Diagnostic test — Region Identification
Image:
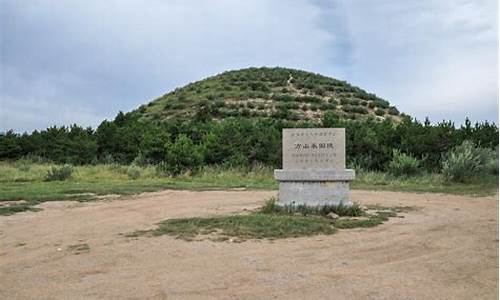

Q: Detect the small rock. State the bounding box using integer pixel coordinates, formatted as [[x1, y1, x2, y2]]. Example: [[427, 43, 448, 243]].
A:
[[327, 212, 339, 220]]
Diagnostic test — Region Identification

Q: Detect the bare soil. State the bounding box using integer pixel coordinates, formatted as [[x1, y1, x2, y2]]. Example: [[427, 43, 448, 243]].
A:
[[1, 190, 498, 299]]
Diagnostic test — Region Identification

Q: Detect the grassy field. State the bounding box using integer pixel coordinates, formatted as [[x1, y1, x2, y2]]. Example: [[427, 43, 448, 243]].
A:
[[0, 161, 497, 215]]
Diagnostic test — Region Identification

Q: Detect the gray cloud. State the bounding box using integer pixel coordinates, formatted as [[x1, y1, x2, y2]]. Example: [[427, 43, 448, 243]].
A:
[[1, 0, 498, 132]]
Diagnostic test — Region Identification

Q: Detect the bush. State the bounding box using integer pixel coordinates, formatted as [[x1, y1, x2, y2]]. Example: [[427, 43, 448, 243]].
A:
[[45, 164, 73, 181], [480, 147, 499, 175], [442, 140, 496, 182], [343, 105, 368, 114], [328, 98, 338, 105], [388, 106, 399, 115], [223, 153, 250, 169], [388, 149, 421, 177], [126, 166, 141, 180], [272, 94, 295, 102], [132, 152, 148, 166], [299, 96, 322, 103], [164, 134, 203, 175], [441, 141, 476, 182]]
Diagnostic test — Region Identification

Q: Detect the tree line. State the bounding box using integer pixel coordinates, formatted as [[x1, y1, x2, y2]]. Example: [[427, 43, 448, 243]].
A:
[[0, 111, 497, 174]]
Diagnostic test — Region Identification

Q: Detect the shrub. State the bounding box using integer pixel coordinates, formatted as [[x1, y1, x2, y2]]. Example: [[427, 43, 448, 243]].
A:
[[388, 106, 399, 115], [299, 96, 322, 103], [350, 99, 360, 106], [132, 152, 148, 166], [155, 161, 170, 176], [272, 94, 295, 102], [388, 149, 421, 177], [240, 108, 251, 117], [45, 165, 73, 181], [170, 102, 186, 110], [374, 109, 384, 116], [442, 140, 496, 182], [480, 147, 499, 175], [164, 134, 203, 175], [223, 153, 250, 169], [343, 105, 368, 114], [310, 104, 319, 111], [320, 103, 335, 110], [328, 98, 338, 105], [126, 166, 141, 180], [16, 162, 31, 172], [313, 86, 325, 96]]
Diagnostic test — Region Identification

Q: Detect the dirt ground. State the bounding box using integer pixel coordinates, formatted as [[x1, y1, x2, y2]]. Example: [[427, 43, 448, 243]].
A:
[[1, 190, 498, 299]]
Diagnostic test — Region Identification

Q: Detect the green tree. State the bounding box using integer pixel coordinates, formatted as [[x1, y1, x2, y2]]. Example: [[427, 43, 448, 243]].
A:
[[164, 134, 203, 175]]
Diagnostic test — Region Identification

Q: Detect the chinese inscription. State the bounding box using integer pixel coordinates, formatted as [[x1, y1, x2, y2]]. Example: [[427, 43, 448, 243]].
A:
[[282, 128, 345, 170]]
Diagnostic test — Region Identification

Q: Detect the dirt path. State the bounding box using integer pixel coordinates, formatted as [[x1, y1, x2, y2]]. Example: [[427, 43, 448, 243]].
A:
[[0, 190, 498, 299]]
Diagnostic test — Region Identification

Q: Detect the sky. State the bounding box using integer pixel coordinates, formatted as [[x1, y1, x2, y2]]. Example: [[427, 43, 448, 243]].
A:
[[1, 0, 498, 133]]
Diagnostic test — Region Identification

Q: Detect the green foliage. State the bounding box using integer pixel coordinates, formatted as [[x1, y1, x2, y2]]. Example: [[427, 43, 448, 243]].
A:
[[441, 140, 497, 182], [45, 164, 73, 181], [1, 67, 499, 178], [342, 105, 368, 114], [164, 134, 203, 175], [388, 149, 421, 177], [151, 213, 336, 240], [259, 198, 363, 217], [141, 198, 407, 240], [126, 166, 142, 180], [388, 106, 399, 115]]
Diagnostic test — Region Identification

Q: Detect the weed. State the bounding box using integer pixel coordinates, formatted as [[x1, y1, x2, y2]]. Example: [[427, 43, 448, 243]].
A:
[[45, 165, 73, 181]]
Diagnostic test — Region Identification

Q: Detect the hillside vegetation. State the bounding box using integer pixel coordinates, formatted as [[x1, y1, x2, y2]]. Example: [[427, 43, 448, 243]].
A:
[[0, 67, 497, 188], [136, 67, 402, 123]]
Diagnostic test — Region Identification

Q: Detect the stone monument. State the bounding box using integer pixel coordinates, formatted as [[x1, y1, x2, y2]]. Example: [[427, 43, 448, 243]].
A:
[[274, 128, 355, 206]]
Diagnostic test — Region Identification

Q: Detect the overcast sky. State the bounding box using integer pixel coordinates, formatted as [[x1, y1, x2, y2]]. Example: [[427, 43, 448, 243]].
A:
[[1, 0, 498, 133]]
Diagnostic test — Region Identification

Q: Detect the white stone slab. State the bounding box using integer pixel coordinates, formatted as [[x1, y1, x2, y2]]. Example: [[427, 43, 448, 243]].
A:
[[282, 128, 345, 170], [277, 181, 352, 206]]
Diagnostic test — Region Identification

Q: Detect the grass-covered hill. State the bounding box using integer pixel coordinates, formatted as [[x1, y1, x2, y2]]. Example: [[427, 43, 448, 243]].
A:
[[135, 67, 402, 123]]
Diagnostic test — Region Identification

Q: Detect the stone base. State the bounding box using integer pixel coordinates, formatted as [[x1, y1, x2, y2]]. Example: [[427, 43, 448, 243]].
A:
[[274, 169, 355, 207]]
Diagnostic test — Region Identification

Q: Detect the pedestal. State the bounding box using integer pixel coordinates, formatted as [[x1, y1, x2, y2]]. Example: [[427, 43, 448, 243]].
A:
[[274, 169, 355, 206]]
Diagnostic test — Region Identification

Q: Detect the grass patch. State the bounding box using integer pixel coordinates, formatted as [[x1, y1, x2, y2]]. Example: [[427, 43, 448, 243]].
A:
[[0, 202, 41, 216], [353, 171, 498, 196], [0, 162, 276, 215], [152, 214, 336, 240], [334, 216, 386, 229], [134, 199, 410, 241], [67, 243, 90, 254], [259, 198, 363, 216]]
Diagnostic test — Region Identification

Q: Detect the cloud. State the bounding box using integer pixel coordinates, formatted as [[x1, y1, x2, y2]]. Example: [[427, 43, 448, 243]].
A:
[[1, 0, 498, 132], [333, 0, 498, 124], [1, 0, 337, 132]]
